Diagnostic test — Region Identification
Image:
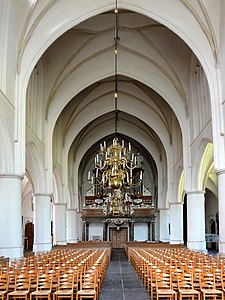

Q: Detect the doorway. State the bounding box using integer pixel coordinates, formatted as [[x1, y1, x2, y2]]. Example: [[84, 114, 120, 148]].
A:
[[25, 222, 34, 251], [110, 227, 128, 248]]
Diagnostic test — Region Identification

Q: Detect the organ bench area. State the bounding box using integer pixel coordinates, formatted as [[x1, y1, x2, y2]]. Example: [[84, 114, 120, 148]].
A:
[[82, 193, 155, 248]]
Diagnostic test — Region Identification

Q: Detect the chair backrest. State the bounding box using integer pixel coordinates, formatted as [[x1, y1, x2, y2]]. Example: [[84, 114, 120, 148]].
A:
[[0, 274, 8, 291], [14, 274, 30, 291], [177, 273, 194, 290], [36, 273, 52, 291], [221, 272, 225, 290], [156, 272, 172, 290], [57, 273, 74, 290], [200, 272, 216, 290], [79, 269, 97, 290]]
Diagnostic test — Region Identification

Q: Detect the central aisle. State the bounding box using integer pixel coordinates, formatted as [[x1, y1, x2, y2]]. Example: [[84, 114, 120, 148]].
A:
[[99, 249, 149, 300]]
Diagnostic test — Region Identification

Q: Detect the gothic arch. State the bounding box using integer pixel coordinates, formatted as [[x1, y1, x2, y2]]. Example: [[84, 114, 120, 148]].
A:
[[52, 168, 63, 204], [0, 93, 13, 174], [26, 143, 46, 192], [191, 139, 213, 191]]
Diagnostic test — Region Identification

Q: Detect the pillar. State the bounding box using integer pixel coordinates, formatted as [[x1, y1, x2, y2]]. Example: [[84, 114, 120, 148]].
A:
[[152, 220, 155, 241], [76, 211, 83, 241], [169, 202, 183, 244], [85, 222, 89, 241], [103, 222, 108, 241], [53, 203, 67, 245], [186, 191, 206, 251], [82, 222, 86, 241], [217, 170, 225, 254], [148, 222, 151, 241], [33, 193, 52, 252], [66, 209, 78, 243], [154, 211, 159, 241], [159, 208, 170, 242], [129, 222, 134, 241], [0, 175, 23, 258]]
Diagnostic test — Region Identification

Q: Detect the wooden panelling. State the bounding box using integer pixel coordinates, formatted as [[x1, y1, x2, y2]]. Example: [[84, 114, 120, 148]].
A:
[[82, 209, 104, 217], [133, 208, 154, 217]]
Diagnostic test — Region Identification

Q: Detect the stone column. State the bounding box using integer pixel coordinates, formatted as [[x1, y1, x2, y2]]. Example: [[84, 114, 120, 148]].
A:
[[152, 220, 155, 241], [33, 193, 52, 252], [217, 170, 225, 254], [148, 222, 151, 241], [186, 191, 206, 251], [159, 208, 170, 242], [66, 209, 78, 243], [129, 222, 134, 241], [0, 175, 23, 258], [169, 202, 183, 244], [53, 203, 67, 245], [103, 222, 108, 241], [82, 222, 86, 241], [154, 211, 159, 241], [85, 222, 89, 241]]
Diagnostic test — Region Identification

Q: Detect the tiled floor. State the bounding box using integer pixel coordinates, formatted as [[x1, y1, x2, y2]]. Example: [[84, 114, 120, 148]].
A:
[[99, 249, 149, 300]]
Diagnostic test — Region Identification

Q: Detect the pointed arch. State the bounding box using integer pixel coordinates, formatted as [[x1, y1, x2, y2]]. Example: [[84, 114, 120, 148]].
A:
[[52, 168, 62, 204], [192, 139, 212, 190], [178, 170, 185, 203], [0, 92, 14, 174], [26, 142, 46, 192], [198, 142, 217, 196]]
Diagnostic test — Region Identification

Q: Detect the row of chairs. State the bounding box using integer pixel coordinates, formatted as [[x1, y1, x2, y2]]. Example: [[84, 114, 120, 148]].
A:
[[0, 248, 110, 300], [129, 247, 225, 300]]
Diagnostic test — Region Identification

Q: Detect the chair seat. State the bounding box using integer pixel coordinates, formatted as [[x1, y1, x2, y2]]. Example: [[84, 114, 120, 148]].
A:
[[201, 288, 223, 294], [77, 289, 96, 295], [179, 289, 199, 294], [31, 290, 51, 295], [54, 290, 73, 295], [8, 290, 29, 296], [156, 288, 176, 294]]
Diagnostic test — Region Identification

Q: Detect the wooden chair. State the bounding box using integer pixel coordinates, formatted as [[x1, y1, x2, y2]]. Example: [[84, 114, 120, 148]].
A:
[[53, 273, 74, 300], [0, 274, 8, 300], [148, 267, 163, 300], [7, 270, 20, 292], [177, 272, 200, 300], [7, 274, 30, 300], [200, 271, 223, 300], [27, 270, 37, 292], [155, 272, 177, 300], [65, 268, 79, 295], [76, 269, 97, 300], [30, 273, 52, 300], [192, 268, 202, 292], [45, 270, 58, 293], [221, 271, 225, 298]]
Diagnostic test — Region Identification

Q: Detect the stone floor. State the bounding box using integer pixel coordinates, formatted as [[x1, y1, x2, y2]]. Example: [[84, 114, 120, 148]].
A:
[[99, 249, 149, 300]]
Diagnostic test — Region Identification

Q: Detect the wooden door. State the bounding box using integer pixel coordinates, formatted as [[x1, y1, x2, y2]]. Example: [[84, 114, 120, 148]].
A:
[[25, 222, 34, 251], [110, 228, 127, 248]]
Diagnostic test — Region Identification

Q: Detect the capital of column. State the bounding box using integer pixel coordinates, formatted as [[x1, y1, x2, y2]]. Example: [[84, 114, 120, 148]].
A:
[[159, 208, 169, 211], [185, 191, 205, 195], [53, 203, 67, 207], [169, 202, 183, 206], [0, 174, 23, 180], [66, 208, 77, 212], [216, 169, 225, 176], [32, 193, 52, 197]]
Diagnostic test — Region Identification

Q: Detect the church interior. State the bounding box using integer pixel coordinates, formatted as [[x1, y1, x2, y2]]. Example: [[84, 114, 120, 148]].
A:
[[1, 0, 225, 298]]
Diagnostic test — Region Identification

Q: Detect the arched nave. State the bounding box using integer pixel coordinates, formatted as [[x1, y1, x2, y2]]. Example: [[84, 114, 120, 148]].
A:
[[0, 0, 225, 258]]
